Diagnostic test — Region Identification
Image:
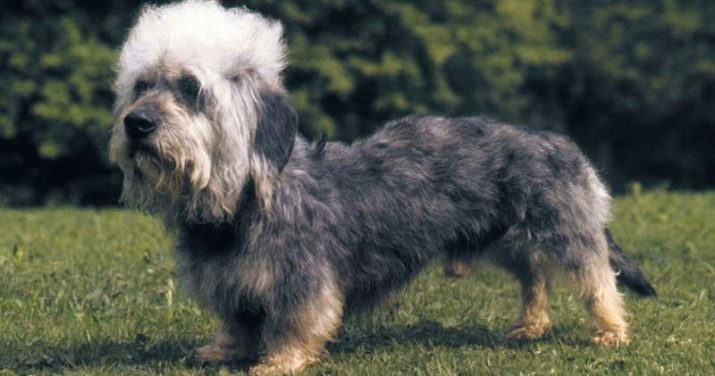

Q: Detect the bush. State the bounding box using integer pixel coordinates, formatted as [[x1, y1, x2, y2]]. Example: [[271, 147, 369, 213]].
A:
[[1, 0, 713, 205]]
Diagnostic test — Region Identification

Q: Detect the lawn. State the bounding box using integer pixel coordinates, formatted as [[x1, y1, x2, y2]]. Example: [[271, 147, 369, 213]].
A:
[[1, 190, 713, 375]]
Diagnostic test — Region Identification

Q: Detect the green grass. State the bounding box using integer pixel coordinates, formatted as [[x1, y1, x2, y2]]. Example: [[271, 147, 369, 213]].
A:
[[1, 190, 714, 375]]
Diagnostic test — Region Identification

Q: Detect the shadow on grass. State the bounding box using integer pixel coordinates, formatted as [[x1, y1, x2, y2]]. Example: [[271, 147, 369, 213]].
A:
[[1, 336, 207, 373], [329, 320, 584, 356], [3, 322, 585, 373]]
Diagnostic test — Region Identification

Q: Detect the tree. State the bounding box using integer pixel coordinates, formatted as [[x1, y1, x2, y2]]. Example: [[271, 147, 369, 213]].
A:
[[556, 0, 715, 187], [244, 0, 568, 139], [0, 13, 116, 204], [0, 0, 713, 205]]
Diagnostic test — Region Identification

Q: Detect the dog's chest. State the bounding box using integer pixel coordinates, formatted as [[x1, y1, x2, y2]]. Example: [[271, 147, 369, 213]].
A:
[[178, 221, 239, 256], [174, 222, 271, 315]]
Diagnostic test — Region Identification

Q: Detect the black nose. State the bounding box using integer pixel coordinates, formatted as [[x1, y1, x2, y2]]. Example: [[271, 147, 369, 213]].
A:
[[124, 108, 159, 139]]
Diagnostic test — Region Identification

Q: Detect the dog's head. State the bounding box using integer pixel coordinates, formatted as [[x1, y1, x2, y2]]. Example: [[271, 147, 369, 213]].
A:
[[109, 0, 297, 223]]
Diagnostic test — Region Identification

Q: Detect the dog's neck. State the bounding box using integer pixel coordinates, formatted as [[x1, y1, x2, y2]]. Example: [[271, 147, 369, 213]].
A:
[[172, 137, 320, 241], [175, 177, 258, 257]]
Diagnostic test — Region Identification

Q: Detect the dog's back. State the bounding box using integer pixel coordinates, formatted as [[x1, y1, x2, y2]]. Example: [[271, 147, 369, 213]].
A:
[[304, 115, 651, 347], [304, 116, 603, 307]]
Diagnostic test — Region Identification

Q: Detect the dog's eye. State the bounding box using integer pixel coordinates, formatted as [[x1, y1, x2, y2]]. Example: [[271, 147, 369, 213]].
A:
[[134, 80, 151, 97], [177, 75, 200, 102]]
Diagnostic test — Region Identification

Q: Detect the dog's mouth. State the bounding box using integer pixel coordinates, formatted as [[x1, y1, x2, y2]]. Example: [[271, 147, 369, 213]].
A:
[[127, 142, 164, 179], [129, 141, 159, 160]]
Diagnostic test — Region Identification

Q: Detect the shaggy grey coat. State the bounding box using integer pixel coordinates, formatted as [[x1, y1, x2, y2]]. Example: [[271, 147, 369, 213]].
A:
[[109, 3, 654, 373], [175, 113, 655, 350]]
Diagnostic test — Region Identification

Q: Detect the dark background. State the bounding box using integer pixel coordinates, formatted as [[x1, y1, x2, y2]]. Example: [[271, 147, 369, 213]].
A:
[[1, 0, 713, 206]]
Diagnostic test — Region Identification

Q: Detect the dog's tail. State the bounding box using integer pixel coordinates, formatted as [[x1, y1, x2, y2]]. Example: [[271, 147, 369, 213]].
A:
[[606, 229, 656, 297]]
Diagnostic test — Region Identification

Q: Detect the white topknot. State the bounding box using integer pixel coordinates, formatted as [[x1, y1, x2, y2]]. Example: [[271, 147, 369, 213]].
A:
[[116, 0, 286, 96]]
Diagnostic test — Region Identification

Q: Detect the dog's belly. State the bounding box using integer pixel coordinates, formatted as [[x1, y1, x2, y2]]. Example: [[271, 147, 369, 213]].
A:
[[341, 244, 434, 311]]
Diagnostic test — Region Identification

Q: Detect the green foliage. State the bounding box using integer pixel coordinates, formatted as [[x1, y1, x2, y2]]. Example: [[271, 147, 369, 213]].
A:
[[572, 0, 710, 116], [1, 192, 714, 374], [0, 16, 115, 157], [0, 0, 714, 205], [247, 0, 569, 139], [557, 0, 715, 186]]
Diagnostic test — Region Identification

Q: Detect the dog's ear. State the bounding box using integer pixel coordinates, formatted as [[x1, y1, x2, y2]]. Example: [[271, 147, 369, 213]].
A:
[[251, 89, 298, 208], [255, 90, 298, 171]]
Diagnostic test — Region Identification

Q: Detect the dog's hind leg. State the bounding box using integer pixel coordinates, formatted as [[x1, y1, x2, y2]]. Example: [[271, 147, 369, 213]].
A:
[[251, 281, 343, 376], [576, 251, 630, 346], [503, 255, 552, 341], [195, 312, 263, 363]]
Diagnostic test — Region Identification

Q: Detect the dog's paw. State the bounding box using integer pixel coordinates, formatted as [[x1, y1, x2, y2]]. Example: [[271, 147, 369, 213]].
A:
[[249, 363, 284, 376], [591, 330, 630, 346], [249, 362, 306, 376], [249, 352, 318, 376], [194, 342, 259, 365], [193, 344, 234, 364], [506, 324, 550, 341]]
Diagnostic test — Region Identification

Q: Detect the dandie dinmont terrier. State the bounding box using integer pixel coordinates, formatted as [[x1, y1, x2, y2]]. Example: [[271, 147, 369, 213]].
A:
[[109, 1, 655, 374]]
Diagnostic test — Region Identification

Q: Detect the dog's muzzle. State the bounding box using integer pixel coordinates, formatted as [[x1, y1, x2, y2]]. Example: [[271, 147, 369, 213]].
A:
[[124, 106, 160, 140]]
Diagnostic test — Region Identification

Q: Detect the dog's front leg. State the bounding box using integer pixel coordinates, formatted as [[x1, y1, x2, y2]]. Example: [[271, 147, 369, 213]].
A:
[[195, 314, 263, 363], [250, 282, 343, 375]]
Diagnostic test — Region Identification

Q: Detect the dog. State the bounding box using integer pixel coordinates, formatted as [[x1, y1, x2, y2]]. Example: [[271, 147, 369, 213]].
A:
[[109, 1, 655, 374]]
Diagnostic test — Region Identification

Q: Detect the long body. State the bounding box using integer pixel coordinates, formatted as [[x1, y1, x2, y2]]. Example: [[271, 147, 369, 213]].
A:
[[112, 3, 654, 373], [177, 116, 627, 325]]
